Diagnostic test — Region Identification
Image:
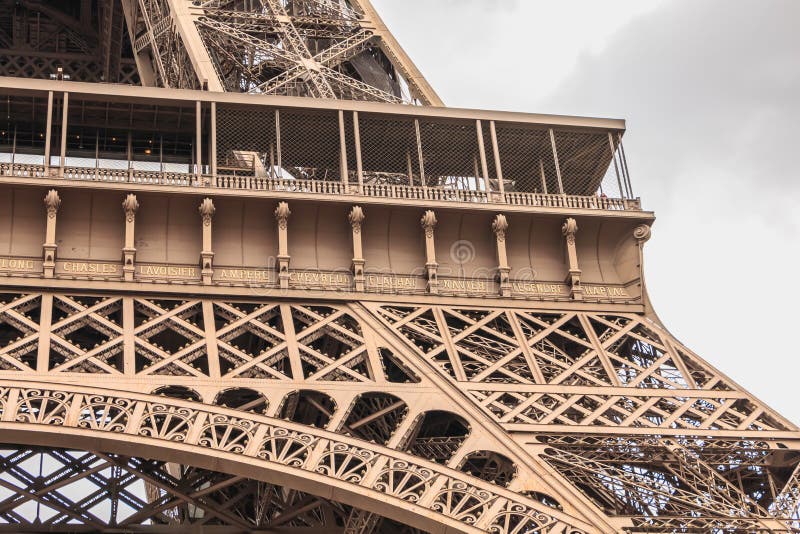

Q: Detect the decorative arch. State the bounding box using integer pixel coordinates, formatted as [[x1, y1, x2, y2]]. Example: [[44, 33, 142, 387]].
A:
[[278, 389, 337, 428], [458, 450, 518, 487], [407, 410, 471, 464], [0, 380, 592, 533], [213, 387, 269, 414], [152, 385, 202, 402], [341, 391, 408, 445]]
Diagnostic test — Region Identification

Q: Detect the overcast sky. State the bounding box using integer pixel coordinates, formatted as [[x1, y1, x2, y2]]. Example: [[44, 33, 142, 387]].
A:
[[373, 0, 800, 425]]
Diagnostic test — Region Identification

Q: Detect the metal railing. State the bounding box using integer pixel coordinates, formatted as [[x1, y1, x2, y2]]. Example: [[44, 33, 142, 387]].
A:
[[0, 162, 641, 211]]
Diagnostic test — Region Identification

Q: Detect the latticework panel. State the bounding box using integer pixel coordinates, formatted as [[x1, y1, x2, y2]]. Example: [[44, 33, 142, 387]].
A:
[[133, 298, 208, 376], [369, 304, 791, 433], [0, 291, 796, 531], [0, 293, 40, 371], [193, 0, 409, 103], [49, 295, 124, 373], [0, 445, 400, 530]]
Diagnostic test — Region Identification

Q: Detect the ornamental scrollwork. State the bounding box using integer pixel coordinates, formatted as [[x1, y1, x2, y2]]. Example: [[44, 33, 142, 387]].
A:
[[432, 478, 497, 524], [138, 403, 197, 442], [0, 383, 590, 533], [488, 502, 573, 534], [257, 426, 316, 468], [122, 194, 139, 223], [315, 441, 376, 484], [374, 459, 436, 503], [15, 389, 72, 425], [198, 414, 256, 453], [77, 395, 134, 433], [44, 190, 61, 219]]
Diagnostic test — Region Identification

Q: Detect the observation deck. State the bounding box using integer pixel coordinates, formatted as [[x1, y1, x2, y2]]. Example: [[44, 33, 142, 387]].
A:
[[0, 77, 640, 214], [0, 77, 653, 312]]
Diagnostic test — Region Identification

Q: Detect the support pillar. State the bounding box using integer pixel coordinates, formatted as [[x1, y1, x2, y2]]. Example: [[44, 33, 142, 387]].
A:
[[275, 202, 291, 289], [421, 210, 438, 294], [122, 194, 139, 282], [549, 128, 564, 194], [195, 100, 203, 183], [415, 119, 426, 188], [476, 120, 490, 194], [59, 92, 69, 176], [210, 101, 217, 180], [349, 206, 366, 292], [353, 111, 364, 193], [338, 110, 349, 189], [492, 214, 511, 297], [44, 91, 54, 173], [489, 121, 504, 199], [562, 217, 582, 300], [199, 198, 215, 284], [42, 190, 61, 278]]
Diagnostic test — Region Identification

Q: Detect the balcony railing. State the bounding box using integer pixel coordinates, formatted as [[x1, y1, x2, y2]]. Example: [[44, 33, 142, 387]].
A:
[[0, 161, 641, 211]]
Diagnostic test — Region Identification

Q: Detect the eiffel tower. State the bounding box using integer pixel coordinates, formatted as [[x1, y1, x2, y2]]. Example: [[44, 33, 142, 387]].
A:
[[0, 1, 797, 532]]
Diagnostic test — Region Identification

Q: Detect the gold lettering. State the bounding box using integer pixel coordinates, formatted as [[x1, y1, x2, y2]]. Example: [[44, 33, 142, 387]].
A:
[[289, 271, 350, 287], [216, 269, 273, 282], [138, 265, 197, 278], [440, 279, 489, 293], [511, 281, 566, 296], [63, 262, 119, 275], [0, 258, 36, 271], [583, 286, 629, 298], [366, 274, 416, 290]]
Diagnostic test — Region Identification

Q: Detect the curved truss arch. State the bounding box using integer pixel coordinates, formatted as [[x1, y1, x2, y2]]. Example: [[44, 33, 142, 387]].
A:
[[0, 380, 592, 534]]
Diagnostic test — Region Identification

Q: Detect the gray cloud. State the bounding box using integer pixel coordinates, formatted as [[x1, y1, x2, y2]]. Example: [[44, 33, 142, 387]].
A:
[[537, 0, 800, 424], [374, 0, 800, 425]]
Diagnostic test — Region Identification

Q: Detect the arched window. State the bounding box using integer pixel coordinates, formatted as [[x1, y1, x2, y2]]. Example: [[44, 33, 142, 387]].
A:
[[152, 385, 202, 402], [279, 390, 337, 428], [459, 450, 518, 487], [214, 388, 268, 414], [407, 411, 470, 463], [522, 491, 563, 511], [342, 393, 407, 445]]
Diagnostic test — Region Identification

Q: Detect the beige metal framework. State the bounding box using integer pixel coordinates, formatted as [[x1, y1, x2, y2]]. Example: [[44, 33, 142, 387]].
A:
[[0, 0, 441, 104], [0, 2, 797, 533]]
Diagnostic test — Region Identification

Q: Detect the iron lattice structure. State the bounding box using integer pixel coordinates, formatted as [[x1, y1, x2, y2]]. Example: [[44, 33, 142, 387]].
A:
[[0, 1, 798, 533], [0, 0, 441, 104]]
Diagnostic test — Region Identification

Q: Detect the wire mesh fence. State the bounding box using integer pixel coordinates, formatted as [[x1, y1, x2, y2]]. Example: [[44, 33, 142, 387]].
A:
[[216, 104, 277, 178], [279, 108, 342, 182], [357, 113, 420, 187], [491, 123, 556, 194], [418, 118, 485, 192]]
